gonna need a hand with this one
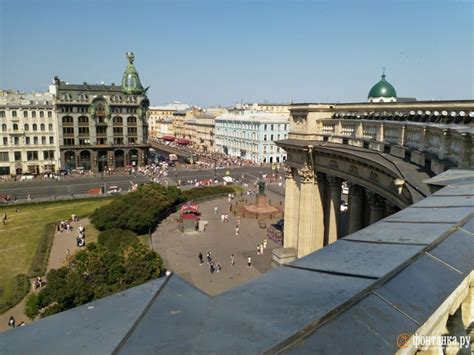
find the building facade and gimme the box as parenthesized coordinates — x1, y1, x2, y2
(54, 52, 150, 172)
(214, 111, 289, 163)
(234, 102, 290, 114)
(192, 108, 226, 153)
(148, 105, 176, 138)
(0, 90, 60, 176)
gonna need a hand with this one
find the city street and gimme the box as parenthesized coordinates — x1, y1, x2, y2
(0, 166, 276, 200)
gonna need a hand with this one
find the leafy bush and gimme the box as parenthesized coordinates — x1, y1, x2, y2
(98, 229, 138, 252)
(91, 184, 183, 234)
(29, 223, 56, 277)
(24, 293, 39, 320)
(35, 243, 162, 317)
(0, 274, 31, 314)
(181, 185, 235, 200)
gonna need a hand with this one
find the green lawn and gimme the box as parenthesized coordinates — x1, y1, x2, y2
(0, 198, 113, 312)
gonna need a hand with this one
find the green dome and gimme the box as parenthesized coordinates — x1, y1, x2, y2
(121, 51, 144, 95)
(368, 73, 397, 99)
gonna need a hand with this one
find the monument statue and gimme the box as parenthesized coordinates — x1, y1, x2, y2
(257, 179, 266, 195)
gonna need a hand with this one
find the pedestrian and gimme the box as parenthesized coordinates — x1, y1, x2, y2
(27, 193, 31, 201)
(207, 251, 211, 264)
(247, 256, 252, 268)
(257, 244, 261, 255)
(230, 254, 235, 267)
(260, 243, 264, 255)
(221, 214, 224, 223)
(263, 239, 267, 249)
(66, 248, 70, 256)
(210, 261, 215, 274)
(214, 206, 218, 214)
(18, 321, 25, 327)
(217, 263, 222, 272)
(8, 316, 15, 328)
(198, 252, 203, 266)
(235, 225, 239, 236)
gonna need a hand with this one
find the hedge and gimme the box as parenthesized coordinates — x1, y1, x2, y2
(98, 228, 138, 252)
(181, 186, 235, 201)
(28, 222, 56, 277)
(0, 274, 31, 314)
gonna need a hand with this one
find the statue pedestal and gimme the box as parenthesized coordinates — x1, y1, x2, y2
(256, 194, 268, 208)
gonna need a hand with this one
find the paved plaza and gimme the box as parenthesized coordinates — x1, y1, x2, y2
(152, 191, 284, 296)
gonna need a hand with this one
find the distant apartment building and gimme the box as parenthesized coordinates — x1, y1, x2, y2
(192, 108, 227, 153)
(234, 102, 290, 114)
(54, 52, 150, 172)
(214, 111, 289, 163)
(148, 105, 176, 138)
(0, 90, 60, 176)
(172, 109, 194, 139)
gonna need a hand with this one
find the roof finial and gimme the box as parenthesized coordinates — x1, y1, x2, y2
(382, 66, 386, 80)
(126, 51, 135, 64)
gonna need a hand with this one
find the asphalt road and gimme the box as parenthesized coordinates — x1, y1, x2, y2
(0, 166, 275, 200)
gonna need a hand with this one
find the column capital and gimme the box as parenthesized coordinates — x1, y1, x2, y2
(366, 191, 384, 207)
(348, 182, 364, 196)
(298, 164, 314, 184)
(285, 166, 294, 180)
(315, 172, 327, 183)
(327, 175, 342, 189)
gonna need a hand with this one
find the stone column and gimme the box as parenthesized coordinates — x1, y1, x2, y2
(347, 183, 365, 235)
(326, 176, 342, 245)
(283, 167, 299, 250)
(367, 191, 385, 224)
(296, 164, 315, 258)
(312, 172, 326, 251)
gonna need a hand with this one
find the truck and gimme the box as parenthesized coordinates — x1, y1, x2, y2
(169, 154, 178, 167)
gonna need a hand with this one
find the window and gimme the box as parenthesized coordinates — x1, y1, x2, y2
(14, 137, 19, 145)
(0, 111, 5, 118)
(96, 127, 107, 135)
(114, 137, 123, 145)
(113, 127, 123, 134)
(79, 138, 90, 145)
(39, 111, 44, 118)
(264, 134, 267, 141)
(25, 137, 30, 145)
(13, 124, 18, 131)
(129, 137, 136, 144)
(32, 124, 37, 131)
(40, 124, 45, 131)
(33, 137, 38, 145)
(78, 127, 89, 135)
(43, 150, 54, 160)
(128, 127, 137, 135)
(0, 152, 8, 162)
(47, 111, 52, 118)
(127, 116, 137, 124)
(1, 124, 6, 131)
(3, 137, 7, 145)
(41, 136, 46, 144)
(113, 116, 123, 124)
(78, 116, 89, 125)
(14, 152, 21, 161)
(24, 124, 29, 131)
(62, 116, 73, 124)
(23, 111, 28, 118)
(32, 111, 36, 118)
(12, 111, 17, 118)
(63, 138, 75, 145)
(63, 127, 74, 135)
(96, 138, 106, 145)
(49, 136, 54, 144)
(48, 123, 53, 131)
(27, 151, 38, 161)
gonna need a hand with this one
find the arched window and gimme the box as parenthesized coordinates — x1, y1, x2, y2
(40, 111, 44, 118)
(127, 116, 137, 124)
(23, 111, 28, 118)
(48, 123, 53, 131)
(33, 136, 38, 145)
(2, 124, 6, 131)
(62, 116, 73, 124)
(113, 116, 123, 124)
(78, 116, 89, 125)
(47, 111, 52, 118)
(41, 136, 46, 144)
(24, 124, 29, 131)
(13, 124, 18, 131)
(32, 111, 36, 118)
(40, 123, 45, 131)
(33, 124, 38, 131)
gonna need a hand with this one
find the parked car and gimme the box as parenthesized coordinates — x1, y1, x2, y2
(107, 186, 122, 195)
(20, 174, 35, 181)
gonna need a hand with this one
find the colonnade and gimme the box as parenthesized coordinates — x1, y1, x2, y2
(283, 165, 398, 258)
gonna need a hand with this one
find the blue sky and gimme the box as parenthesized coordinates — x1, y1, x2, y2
(0, 0, 472, 106)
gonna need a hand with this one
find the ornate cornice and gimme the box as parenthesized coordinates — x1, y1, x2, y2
(298, 164, 314, 184)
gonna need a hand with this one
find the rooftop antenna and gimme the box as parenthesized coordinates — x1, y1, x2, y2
(382, 66, 386, 80)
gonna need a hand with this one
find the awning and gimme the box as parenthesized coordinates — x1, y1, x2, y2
(176, 139, 190, 145)
(163, 136, 175, 141)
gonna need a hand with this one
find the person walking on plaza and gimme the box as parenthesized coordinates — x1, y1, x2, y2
(230, 254, 235, 267)
(257, 244, 261, 255)
(263, 239, 267, 249)
(247, 256, 252, 268)
(235, 225, 239, 236)
(260, 243, 264, 255)
(8, 316, 15, 328)
(214, 206, 218, 214)
(198, 252, 203, 266)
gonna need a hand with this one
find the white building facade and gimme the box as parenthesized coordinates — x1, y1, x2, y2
(0, 90, 60, 176)
(214, 111, 289, 163)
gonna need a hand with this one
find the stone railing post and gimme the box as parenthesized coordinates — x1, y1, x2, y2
(438, 128, 450, 160)
(377, 123, 384, 142)
(400, 124, 406, 146)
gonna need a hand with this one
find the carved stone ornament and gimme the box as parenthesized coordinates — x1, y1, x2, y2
(298, 164, 314, 184)
(329, 160, 339, 168)
(285, 166, 294, 180)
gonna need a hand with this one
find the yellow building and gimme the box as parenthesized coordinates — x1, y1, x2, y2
(148, 105, 177, 138)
